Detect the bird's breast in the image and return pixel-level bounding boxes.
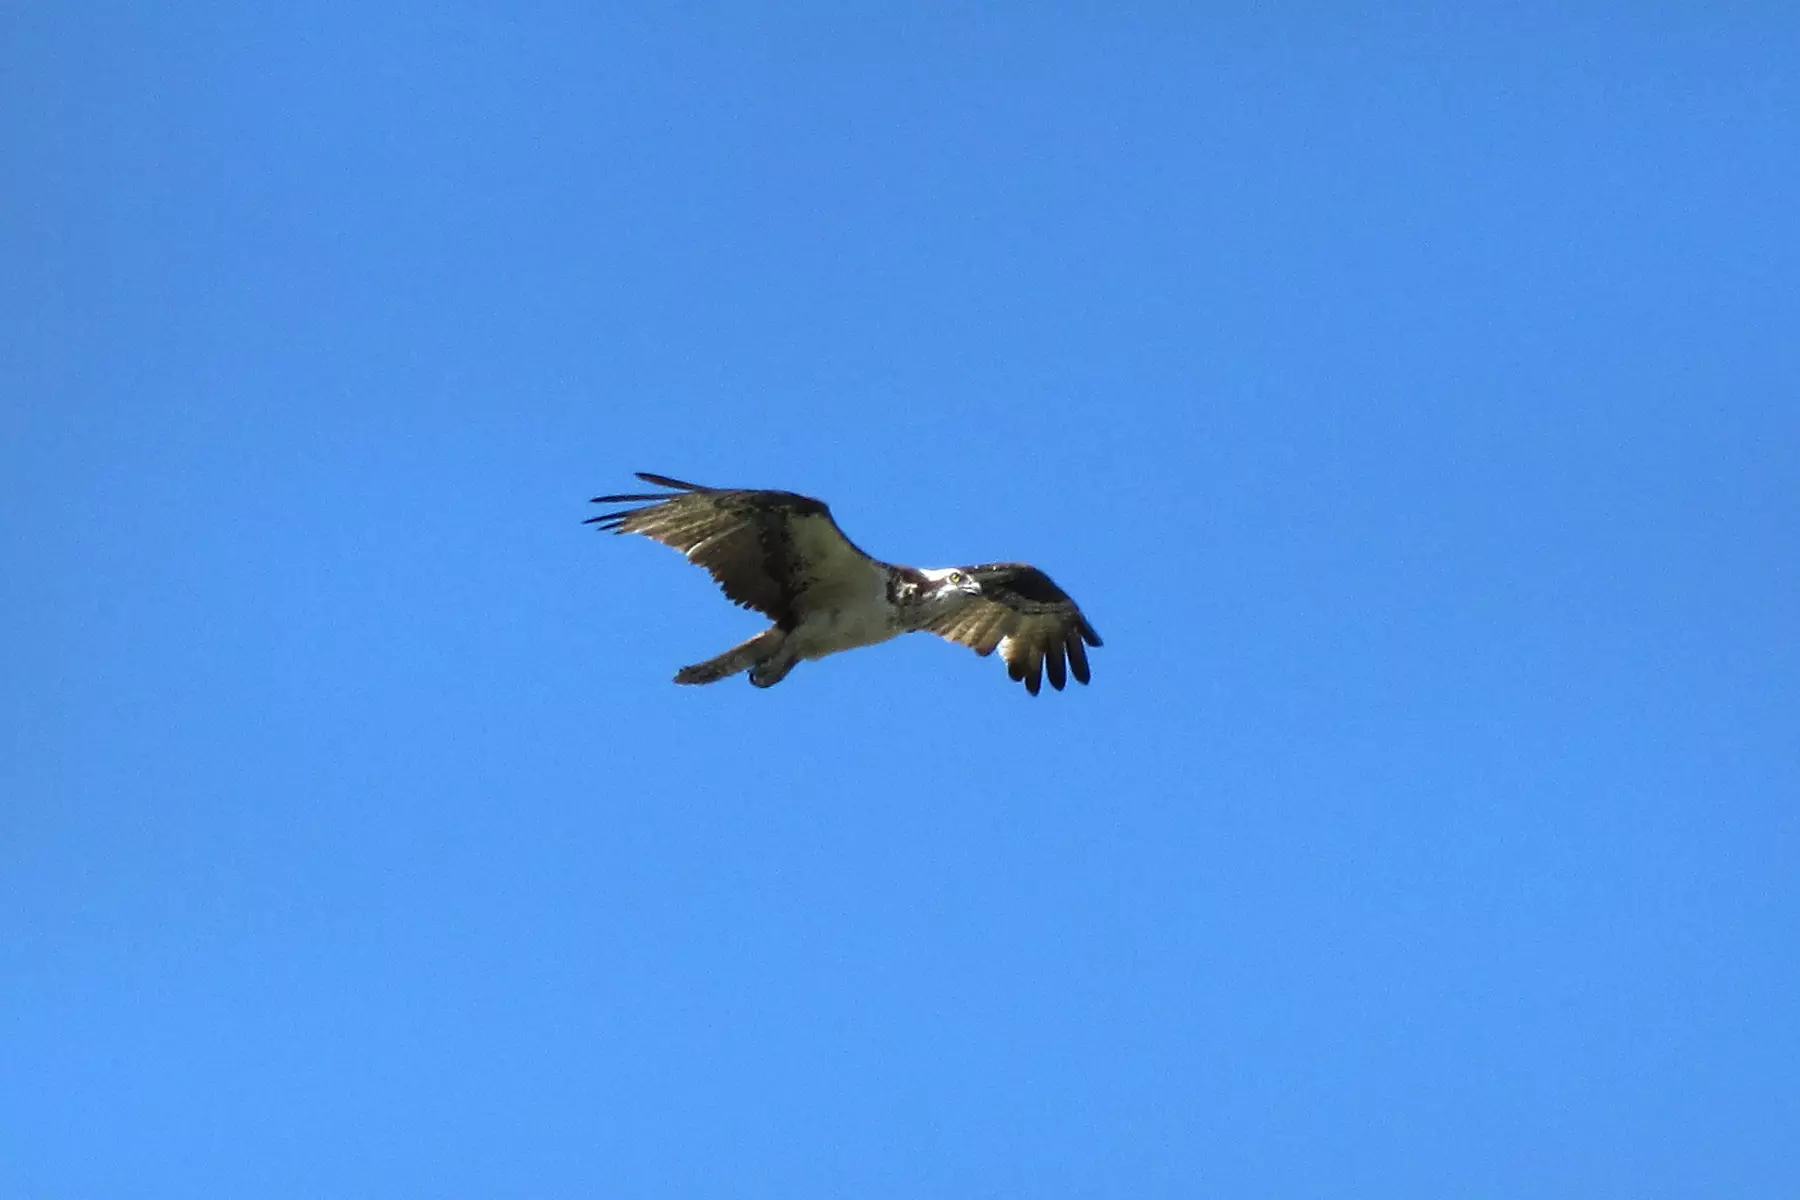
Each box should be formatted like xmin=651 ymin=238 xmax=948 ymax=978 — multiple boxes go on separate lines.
xmin=788 ymin=598 xmax=904 ymax=661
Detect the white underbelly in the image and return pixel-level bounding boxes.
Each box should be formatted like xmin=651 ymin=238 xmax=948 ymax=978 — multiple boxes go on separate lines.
xmin=788 ymin=604 xmax=903 ymax=661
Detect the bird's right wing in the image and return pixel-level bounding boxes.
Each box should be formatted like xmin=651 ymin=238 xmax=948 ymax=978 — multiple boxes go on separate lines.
xmin=586 ymin=472 xmax=879 ymax=627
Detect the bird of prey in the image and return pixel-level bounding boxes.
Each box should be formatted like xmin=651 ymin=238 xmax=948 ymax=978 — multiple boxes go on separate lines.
xmin=586 ymin=473 xmax=1102 ymax=695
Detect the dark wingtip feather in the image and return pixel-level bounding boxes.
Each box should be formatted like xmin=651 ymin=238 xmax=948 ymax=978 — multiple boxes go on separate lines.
xmin=1066 ymin=630 xmax=1091 ymax=685
xmin=588 ymin=474 xmax=710 ymax=507
xmin=1079 ymin=617 xmax=1103 ymax=647
xmin=634 ymin=472 xmax=709 ymax=491
xmin=1045 ymin=640 xmax=1068 ymax=691
xmin=1007 ymin=658 xmax=1026 ymax=682
xmin=588 ymin=493 xmax=667 ymax=505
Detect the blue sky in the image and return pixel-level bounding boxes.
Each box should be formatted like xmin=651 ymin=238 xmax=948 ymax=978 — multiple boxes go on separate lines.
xmin=5 ymin=3 xmax=1797 ymax=1195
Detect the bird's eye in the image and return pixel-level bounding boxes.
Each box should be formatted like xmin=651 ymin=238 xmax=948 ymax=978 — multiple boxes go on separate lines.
xmin=948 ymin=571 xmax=963 ymax=584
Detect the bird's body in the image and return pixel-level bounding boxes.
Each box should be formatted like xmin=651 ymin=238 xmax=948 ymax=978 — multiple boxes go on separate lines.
xmin=586 ymin=473 xmax=1102 ymax=695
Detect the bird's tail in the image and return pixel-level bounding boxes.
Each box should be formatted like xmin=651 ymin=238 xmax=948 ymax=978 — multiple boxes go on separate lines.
xmin=674 ymin=627 xmax=785 ymax=685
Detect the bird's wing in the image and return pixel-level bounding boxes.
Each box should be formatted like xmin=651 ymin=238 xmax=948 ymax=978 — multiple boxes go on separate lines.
xmin=585 ymin=472 xmax=880 ymax=628
xmin=923 ymin=562 xmax=1103 ymax=695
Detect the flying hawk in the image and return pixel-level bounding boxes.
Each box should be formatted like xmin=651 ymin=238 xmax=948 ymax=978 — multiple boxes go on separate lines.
xmin=586 ymin=472 xmax=1102 ymax=695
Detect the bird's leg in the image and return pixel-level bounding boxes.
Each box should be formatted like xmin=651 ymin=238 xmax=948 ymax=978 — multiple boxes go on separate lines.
xmin=747 ymin=643 xmax=799 ymax=688
xmin=674 ymin=627 xmax=785 ymax=685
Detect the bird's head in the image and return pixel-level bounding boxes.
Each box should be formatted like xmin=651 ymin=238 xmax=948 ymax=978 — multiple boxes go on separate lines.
xmin=921 ymin=566 xmax=983 ymax=605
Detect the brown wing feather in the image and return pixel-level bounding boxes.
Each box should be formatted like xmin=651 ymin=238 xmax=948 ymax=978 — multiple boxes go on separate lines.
xmin=924 ymin=562 xmax=1102 ymax=696
xmin=586 ymin=472 xmax=879 ymax=627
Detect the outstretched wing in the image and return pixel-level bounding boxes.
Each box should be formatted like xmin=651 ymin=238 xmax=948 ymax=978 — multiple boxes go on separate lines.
xmin=923 ymin=563 xmax=1103 ymax=696
xmin=585 ymin=472 xmax=880 ymax=629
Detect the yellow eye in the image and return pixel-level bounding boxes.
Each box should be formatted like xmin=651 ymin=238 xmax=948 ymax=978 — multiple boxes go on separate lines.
xmin=948 ymin=571 xmax=963 ymax=584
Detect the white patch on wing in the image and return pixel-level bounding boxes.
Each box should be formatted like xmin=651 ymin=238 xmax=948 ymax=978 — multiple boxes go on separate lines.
xmin=684 ymin=527 xmax=736 ymax=561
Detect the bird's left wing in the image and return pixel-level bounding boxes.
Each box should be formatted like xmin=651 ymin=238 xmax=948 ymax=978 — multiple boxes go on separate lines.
xmin=923 ymin=562 xmax=1103 ymax=695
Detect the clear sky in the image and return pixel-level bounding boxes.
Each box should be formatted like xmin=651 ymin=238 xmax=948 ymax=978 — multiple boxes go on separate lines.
xmin=5 ymin=3 xmax=1797 ymax=1195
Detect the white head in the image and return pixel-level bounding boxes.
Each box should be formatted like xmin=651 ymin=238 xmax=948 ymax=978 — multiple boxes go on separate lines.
xmin=919 ymin=566 xmax=983 ymax=610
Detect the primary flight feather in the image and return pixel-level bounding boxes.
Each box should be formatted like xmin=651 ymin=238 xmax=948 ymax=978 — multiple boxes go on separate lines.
xmin=585 ymin=472 xmax=1103 ymax=695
